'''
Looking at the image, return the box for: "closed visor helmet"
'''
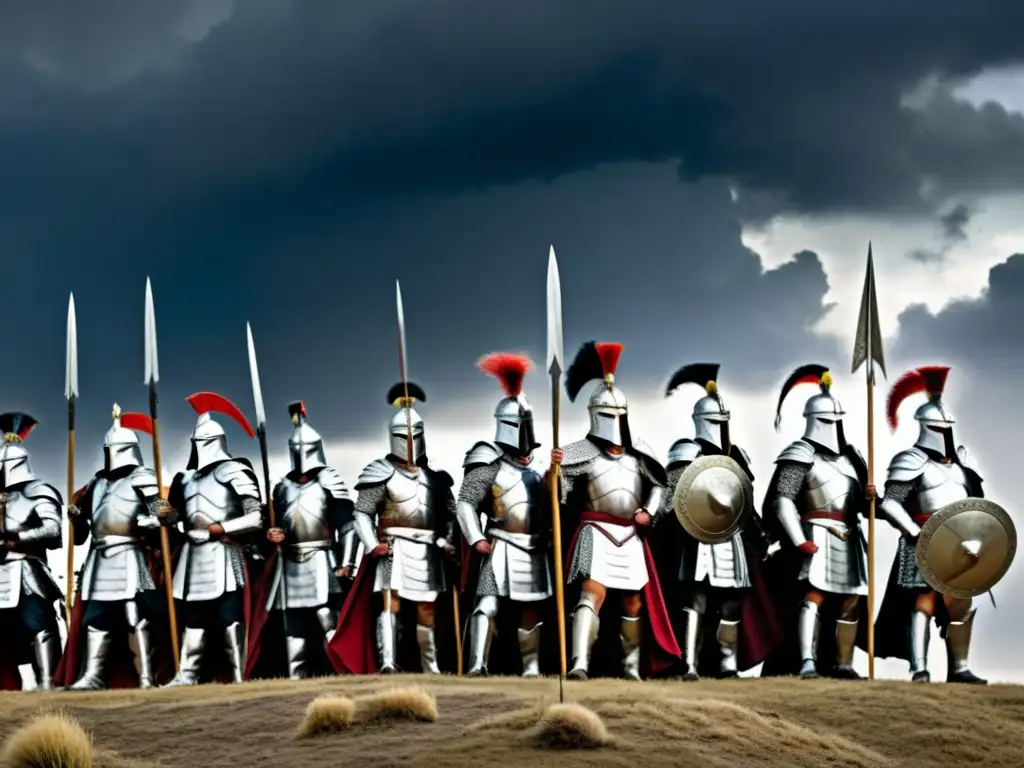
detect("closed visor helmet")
[495,394,540,455]
[914,398,956,457]
[189,413,232,471]
[389,406,426,463]
[0,438,34,487]
[693,389,730,452]
[588,383,629,446]
[803,390,847,454]
[104,423,144,473]
[290,421,327,474]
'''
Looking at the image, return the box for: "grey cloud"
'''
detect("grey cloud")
[905,202,976,263]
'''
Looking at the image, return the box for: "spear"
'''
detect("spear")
[145,278,181,672]
[850,243,886,681]
[395,281,462,674]
[546,246,567,702]
[63,293,78,627]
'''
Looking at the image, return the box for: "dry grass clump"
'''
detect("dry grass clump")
[528,702,613,749]
[3,709,95,767]
[353,686,438,724]
[294,695,357,739]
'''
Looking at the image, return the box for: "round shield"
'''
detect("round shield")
[916,497,1017,598]
[673,454,753,544]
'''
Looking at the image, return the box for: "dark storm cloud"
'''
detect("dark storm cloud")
[906,202,976,263]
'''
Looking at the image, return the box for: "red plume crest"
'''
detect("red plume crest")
[119,412,154,435]
[186,392,255,438]
[595,343,624,378]
[478,353,533,397]
[886,365,951,432]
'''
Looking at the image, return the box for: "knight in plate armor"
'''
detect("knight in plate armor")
[164,393,264,686]
[760,365,870,680]
[660,364,776,680]
[551,342,680,680]
[330,382,458,675]
[0,413,64,691]
[263,402,357,679]
[870,366,987,684]
[457,353,552,677]
[61,406,170,690]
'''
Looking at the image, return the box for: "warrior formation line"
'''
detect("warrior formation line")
[0,252,1015,691]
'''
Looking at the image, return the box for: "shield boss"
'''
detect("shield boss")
[673,454,752,544]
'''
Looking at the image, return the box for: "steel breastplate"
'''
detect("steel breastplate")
[278,477,333,543]
[911,460,969,517]
[490,459,542,535]
[379,466,436,530]
[91,476,146,537]
[183,470,243,527]
[803,453,860,520]
[1,490,38,534]
[586,452,644,519]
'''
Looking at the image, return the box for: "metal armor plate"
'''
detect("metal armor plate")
[277,478,332,543]
[491,460,542,535]
[91,476,146,536]
[379,467,437,531]
[673,455,752,544]
[586,453,644,519]
[916,497,1016,598]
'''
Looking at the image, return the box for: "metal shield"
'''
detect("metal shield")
[673,454,753,544]
[916,497,1017,599]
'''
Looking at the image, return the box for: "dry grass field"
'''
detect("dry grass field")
[2,675,1023,767]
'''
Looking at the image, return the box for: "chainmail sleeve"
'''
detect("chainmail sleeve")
[882,479,914,505]
[660,466,686,517]
[774,463,809,501]
[458,464,499,507]
[558,461,589,505]
[354,485,385,517]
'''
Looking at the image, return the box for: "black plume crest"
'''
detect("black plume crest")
[386,382,427,405]
[565,342,603,402]
[0,412,37,439]
[665,363,720,397]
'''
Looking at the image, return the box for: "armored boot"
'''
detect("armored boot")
[518,623,543,678]
[909,610,931,683]
[376,611,399,674]
[946,609,986,684]
[466,612,495,677]
[797,601,820,679]
[567,593,600,680]
[224,622,247,683]
[416,624,441,675]
[32,630,60,691]
[620,616,642,681]
[316,606,337,646]
[130,619,156,689]
[69,628,112,691]
[717,619,739,679]
[286,636,309,680]
[164,628,204,687]
[681,608,701,681]
[832,619,861,680]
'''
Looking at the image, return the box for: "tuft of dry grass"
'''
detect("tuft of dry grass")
[294,695,356,739]
[353,686,438,724]
[529,702,613,750]
[3,709,95,767]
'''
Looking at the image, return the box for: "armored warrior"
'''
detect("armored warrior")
[165,393,264,686]
[661,364,777,680]
[457,353,552,677]
[263,402,357,679]
[761,365,870,679]
[550,342,680,680]
[0,413,63,691]
[61,406,170,690]
[871,366,988,684]
[331,383,458,674]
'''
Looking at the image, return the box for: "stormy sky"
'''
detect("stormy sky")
[4,1,1024,682]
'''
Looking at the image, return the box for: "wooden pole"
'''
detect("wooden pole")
[64,407,75,627]
[549,374,567,694]
[150,401,181,672]
[866,372,876,681]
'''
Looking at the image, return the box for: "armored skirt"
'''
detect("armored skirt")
[173,540,248,602]
[0,558,61,609]
[267,544,343,611]
[798,518,868,596]
[477,532,552,602]
[568,520,650,592]
[683,538,752,589]
[373,528,447,603]
[79,538,157,601]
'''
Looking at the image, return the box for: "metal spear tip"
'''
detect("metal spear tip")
[65,292,79,399]
[144,277,160,385]
[546,246,564,374]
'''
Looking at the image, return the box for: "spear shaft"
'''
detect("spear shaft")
[65,396,75,626]
[149,382,181,671]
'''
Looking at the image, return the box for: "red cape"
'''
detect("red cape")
[244,546,283,678]
[567,513,681,675]
[326,555,377,674]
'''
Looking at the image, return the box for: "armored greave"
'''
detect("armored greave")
[620,616,642,681]
[130,620,155,689]
[798,601,820,678]
[909,610,930,681]
[224,622,246,684]
[315,606,337,645]
[69,628,112,691]
[287,636,310,680]
[416,624,441,675]
[32,630,59,691]
[682,608,701,680]
[519,623,542,677]
[467,596,498,676]
[833,619,860,679]
[718,619,739,677]
[376,611,399,673]
[946,609,986,684]
[568,593,600,680]
[165,627,204,687]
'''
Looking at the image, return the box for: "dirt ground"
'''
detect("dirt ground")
[2,675,1023,767]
